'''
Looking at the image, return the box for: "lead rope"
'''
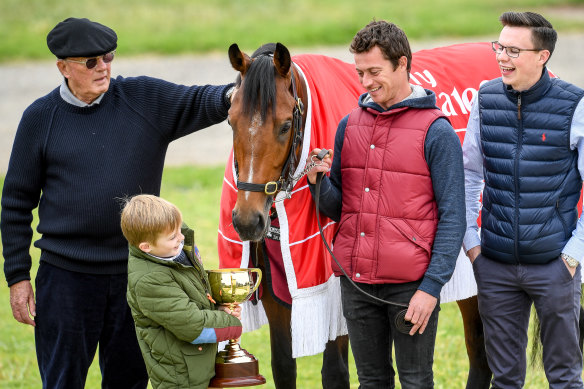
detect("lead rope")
[312,150,413,334]
[292,155,324,181]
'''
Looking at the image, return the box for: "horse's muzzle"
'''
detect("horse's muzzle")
[232,208,268,242]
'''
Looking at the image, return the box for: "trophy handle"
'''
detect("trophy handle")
[245,268,262,301]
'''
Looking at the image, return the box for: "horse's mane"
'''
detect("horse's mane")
[238,43,279,122]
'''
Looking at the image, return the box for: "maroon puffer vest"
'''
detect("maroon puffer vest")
[332,105,444,284]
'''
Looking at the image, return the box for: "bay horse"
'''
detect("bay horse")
[219,41,584,388]
[221,42,351,389]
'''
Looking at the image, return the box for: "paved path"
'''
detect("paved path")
[1,34,583,174]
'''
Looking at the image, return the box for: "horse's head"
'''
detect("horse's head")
[228,42,306,242]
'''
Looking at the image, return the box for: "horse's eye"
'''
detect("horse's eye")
[279,122,292,135]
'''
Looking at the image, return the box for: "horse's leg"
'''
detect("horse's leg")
[321,334,350,389]
[252,242,297,389]
[457,296,492,389]
[261,284,297,389]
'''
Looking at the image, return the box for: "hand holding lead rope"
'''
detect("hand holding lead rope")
[305,148,333,184]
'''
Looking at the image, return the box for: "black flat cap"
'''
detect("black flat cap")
[47,17,117,59]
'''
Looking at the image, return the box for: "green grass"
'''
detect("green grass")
[1,0,583,62]
[0,166,556,388]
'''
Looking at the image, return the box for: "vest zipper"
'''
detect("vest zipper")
[517,94,522,120]
[513,93,523,262]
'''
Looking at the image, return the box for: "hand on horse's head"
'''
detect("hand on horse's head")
[307,148,333,184]
[229,86,238,104]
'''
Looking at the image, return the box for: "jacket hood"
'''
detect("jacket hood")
[358,84,438,112]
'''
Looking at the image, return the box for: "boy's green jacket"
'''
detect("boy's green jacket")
[127,224,242,389]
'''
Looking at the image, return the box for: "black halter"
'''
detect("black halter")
[236,63,305,197]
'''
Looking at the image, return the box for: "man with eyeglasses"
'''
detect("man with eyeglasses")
[1,17,235,389]
[463,11,584,388]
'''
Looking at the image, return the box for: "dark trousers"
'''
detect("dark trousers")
[473,254,583,389]
[340,277,439,389]
[34,262,148,389]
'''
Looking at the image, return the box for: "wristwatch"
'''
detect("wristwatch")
[561,253,579,268]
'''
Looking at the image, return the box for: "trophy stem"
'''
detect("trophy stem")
[217,339,256,363]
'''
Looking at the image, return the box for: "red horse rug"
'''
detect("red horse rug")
[218,42,505,358]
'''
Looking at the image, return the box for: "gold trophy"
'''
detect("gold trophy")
[207,268,266,387]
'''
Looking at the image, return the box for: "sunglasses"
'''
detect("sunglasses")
[65,50,116,69]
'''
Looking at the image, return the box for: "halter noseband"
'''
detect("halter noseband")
[235,62,304,198]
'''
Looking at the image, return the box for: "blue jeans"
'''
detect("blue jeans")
[340,277,439,389]
[473,254,583,389]
[34,262,148,389]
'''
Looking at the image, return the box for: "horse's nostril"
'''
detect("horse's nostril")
[256,213,265,234]
[232,209,267,241]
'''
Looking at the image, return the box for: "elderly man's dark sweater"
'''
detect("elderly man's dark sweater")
[1,76,232,286]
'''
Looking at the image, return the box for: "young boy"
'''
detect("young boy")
[121,194,242,389]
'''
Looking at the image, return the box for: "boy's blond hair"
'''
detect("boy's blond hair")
[120,194,182,247]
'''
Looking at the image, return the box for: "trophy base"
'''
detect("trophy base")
[209,343,266,388]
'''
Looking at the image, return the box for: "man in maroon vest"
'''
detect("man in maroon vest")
[307,20,466,388]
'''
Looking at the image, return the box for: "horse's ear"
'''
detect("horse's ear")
[273,42,291,78]
[229,43,251,76]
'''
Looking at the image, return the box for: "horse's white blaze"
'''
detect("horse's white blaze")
[243,111,263,201]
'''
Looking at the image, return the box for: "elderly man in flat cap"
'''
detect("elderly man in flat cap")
[1,17,236,389]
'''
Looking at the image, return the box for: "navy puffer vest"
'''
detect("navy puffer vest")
[479,69,584,264]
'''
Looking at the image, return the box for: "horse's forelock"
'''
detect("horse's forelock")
[251,43,277,59]
[241,55,278,122]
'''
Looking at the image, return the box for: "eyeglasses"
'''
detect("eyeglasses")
[65,50,116,69]
[491,41,542,58]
